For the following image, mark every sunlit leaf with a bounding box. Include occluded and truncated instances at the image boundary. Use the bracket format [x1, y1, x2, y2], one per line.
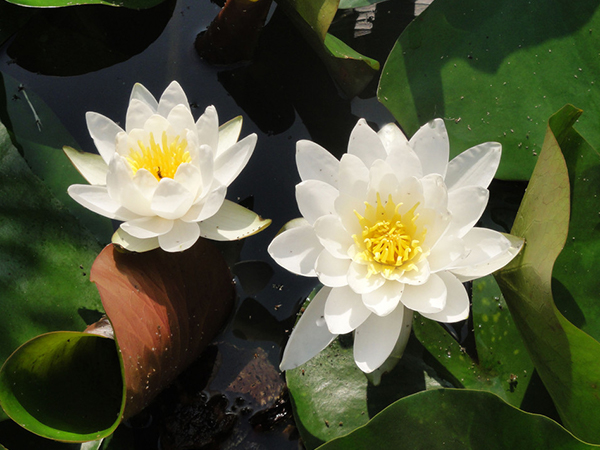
[6, 0, 164, 9]
[0, 239, 235, 442]
[316, 389, 600, 450]
[414, 274, 534, 407]
[378, 0, 600, 180]
[496, 105, 600, 443]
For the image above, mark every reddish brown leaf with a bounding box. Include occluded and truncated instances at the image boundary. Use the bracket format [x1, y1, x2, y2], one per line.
[90, 239, 235, 420]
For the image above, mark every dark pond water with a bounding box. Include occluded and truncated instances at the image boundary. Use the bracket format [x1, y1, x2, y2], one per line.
[0, 0, 526, 447]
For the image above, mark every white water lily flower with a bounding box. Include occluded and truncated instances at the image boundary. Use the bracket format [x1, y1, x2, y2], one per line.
[65, 81, 270, 252]
[269, 118, 523, 373]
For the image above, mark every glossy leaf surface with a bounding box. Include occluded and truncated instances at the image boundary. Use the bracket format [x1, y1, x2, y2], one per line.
[496, 105, 600, 443]
[379, 0, 600, 180]
[317, 389, 599, 450]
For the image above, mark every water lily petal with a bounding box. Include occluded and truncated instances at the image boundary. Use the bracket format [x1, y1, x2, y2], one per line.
[157, 81, 189, 117]
[409, 119, 449, 177]
[420, 272, 470, 322]
[451, 230, 524, 282]
[447, 185, 489, 238]
[338, 153, 369, 198]
[316, 249, 351, 287]
[398, 257, 431, 285]
[192, 143, 214, 196]
[385, 141, 424, 182]
[196, 105, 219, 155]
[174, 163, 202, 199]
[348, 119, 387, 167]
[85, 111, 124, 164]
[280, 287, 338, 371]
[107, 156, 154, 217]
[132, 168, 159, 201]
[348, 262, 385, 293]
[296, 140, 340, 186]
[377, 122, 408, 152]
[143, 114, 173, 136]
[421, 173, 447, 211]
[213, 134, 257, 186]
[313, 214, 354, 259]
[268, 224, 321, 276]
[368, 160, 399, 202]
[63, 146, 108, 185]
[112, 227, 160, 253]
[129, 82, 158, 112]
[445, 142, 502, 190]
[181, 185, 227, 223]
[151, 178, 194, 220]
[419, 207, 451, 250]
[324, 285, 371, 334]
[158, 220, 201, 252]
[121, 216, 174, 239]
[296, 180, 338, 225]
[335, 192, 365, 237]
[167, 104, 196, 136]
[362, 280, 404, 316]
[68, 185, 139, 221]
[200, 200, 271, 241]
[217, 116, 242, 156]
[125, 98, 155, 132]
[354, 304, 409, 373]
[391, 175, 424, 216]
[428, 235, 467, 273]
[401, 273, 446, 314]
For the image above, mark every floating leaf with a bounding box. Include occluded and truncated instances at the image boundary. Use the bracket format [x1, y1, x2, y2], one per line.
[378, 0, 600, 180]
[496, 105, 600, 443]
[0, 115, 104, 429]
[316, 389, 599, 450]
[413, 274, 534, 407]
[6, 0, 165, 9]
[0, 233, 235, 442]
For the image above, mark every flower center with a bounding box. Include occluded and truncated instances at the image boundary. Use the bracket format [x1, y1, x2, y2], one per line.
[127, 131, 191, 181]
[352, 193, 427, 277]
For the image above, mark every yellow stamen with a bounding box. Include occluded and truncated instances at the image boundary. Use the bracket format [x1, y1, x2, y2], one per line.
[352, 193, 428, 278]
[126, 131, 191, 181]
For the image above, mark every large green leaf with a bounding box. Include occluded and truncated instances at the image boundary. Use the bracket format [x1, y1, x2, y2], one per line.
[6, 0, 165, 9]
[0, 240, 235, 442]
[316, 389, 599, 450]
[496, 105, 600, 443]
[551, 119, 600, 341]
[0, 118, 105, 425]
[413, 275, 533, 406]
[287, 275, 534, 449]
[276, 0, 380, 97]
[378, 0, 600, 180]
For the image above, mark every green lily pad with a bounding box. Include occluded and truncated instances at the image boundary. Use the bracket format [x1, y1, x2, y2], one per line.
[378, 0, 600, 180]
[287, 274, 534, 448]
[0, 239, 235, 442]
[413, 274, 533, 407]
[0, 116, 105, 428]
[496, 104, 600, 444]
[6, 0, 164, 9]
[316, 389, 600, 450]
